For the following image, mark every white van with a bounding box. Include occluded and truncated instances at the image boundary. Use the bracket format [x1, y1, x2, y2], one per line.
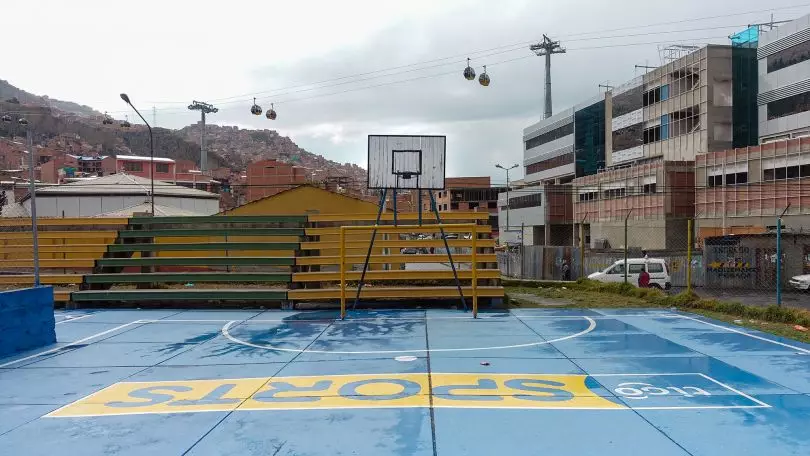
[588, 258, 671, 290]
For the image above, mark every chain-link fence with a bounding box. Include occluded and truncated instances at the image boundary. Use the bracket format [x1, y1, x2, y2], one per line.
[498, 217, 810, 306]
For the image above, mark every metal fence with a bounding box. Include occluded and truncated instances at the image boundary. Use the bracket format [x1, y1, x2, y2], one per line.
[498, 217, 810, 306]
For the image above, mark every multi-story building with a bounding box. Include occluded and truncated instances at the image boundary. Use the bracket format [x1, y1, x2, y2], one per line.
[102, 155, 177, 182]
[758, 14, 810, 142]
[696, 14, 810, 239]
[497, 180, 545, 245]
[429, 177, 504, 233]
[569, 43, 759, 249]
[245, 159, 307, 203]
[508, 95, 606, 245]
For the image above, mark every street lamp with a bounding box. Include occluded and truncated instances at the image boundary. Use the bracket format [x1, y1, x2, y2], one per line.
[2, 114, 40, 286]
[120, 93, 155, 215]
[495, 163, 519, 232]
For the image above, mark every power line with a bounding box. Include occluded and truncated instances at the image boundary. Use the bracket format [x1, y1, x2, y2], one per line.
[100, 4, 810, 114]
[104, 33, 732, 119]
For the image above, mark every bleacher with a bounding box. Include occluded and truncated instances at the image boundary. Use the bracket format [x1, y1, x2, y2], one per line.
[0, 213, 504, 311]
[0, 218, 128, 302]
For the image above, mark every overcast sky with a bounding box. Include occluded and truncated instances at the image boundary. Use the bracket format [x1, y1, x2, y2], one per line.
[5, 0, 808, 183]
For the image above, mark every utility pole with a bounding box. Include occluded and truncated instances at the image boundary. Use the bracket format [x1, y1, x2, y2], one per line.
[152, 106, 157, 127]
[187, 101, 218, 172]
[530, 35, 565, 119]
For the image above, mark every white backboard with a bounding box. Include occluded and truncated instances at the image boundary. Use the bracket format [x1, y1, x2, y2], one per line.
[367, 135, 446, 190]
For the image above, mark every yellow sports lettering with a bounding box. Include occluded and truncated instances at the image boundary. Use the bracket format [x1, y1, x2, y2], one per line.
[47, 373, 624, 418]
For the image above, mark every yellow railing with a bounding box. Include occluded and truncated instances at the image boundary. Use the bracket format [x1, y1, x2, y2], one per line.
[338, 223, 480, 319]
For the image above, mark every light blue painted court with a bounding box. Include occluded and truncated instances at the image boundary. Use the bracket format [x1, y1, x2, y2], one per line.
[2, 308, 810, 455]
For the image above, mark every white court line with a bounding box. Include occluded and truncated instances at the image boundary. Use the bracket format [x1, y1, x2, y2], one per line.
[0, 320, 143, 368]
[679, 314, 810, 355]
[221, 317, 597, 354]
[697, 373, 772, 408]
[55, 315, 93, 325]
[517, 314, 681, 319]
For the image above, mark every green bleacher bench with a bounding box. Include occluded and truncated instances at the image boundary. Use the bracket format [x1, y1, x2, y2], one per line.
[107, 242, 300, 253]
[96, 257, 296, 267]
[71, 289, 288, 302]
[85, 272, 292, 284]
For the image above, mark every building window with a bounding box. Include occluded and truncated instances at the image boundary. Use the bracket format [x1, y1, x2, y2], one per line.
[507, 193, 542, 209]
[670, 65, 700, 97]
[443, 204, 447, 211]
[669, 105, 700, 137]
[525, 122, 574, 150]
[612, 124, 643, 152]
[642, 86, 663, 107]
[603, 187, 626, 199]
[578, 191, 598, 201]
[643, 183, 657, 194]
[763, 164, 810, 181]
[526, 152, 575, 175]
[707, 175, 723, 187]
[768, 91, 810, 120]
[450, 202, 459, 210]
[767, 39, 810, 73]
[123, 161, 143, 172]
[643, 125, 661, 144]
[612, 85, 644, 118]
[155, 163, 169, 173]
[468, 202, 479, 209]
[487, 201, 497, 209]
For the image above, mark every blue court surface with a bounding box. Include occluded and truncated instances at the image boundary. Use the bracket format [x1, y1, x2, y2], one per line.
[3, 308, 810, 455]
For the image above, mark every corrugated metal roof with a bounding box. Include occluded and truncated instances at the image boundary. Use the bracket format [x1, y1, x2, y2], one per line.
[93, 202, 206, 217]
[30, 173, 218, 199]
[115, 155, 175, 163]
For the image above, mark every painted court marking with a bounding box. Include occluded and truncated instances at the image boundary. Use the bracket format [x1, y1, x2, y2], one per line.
[678, 314, 810, 355]
[55, 314, 93, 324]
[44, 371, 769, 418]
[0, 320, 142, 368]
[220, 317, 597, 354]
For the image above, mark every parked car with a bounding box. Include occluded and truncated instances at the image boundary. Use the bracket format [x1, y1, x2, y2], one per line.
[400, 248, 419, 255]
[789, 274, 810, 291]
[587, 258, 671, 290]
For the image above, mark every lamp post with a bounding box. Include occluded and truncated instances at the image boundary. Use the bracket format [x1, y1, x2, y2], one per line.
[495, 163, 519, 234]
[120, 93, 155, 215]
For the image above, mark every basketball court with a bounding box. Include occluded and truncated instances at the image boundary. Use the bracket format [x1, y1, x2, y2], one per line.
[0, 308, 809, 455]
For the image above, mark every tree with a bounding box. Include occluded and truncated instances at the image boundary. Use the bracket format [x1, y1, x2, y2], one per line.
[5, 97, 19, 104]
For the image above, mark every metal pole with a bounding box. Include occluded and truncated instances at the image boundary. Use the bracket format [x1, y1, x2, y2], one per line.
[429, 191, 467, 311]
[417, 190, 422, 226]
[624, 209, 632, 284]
[353, 190, 387, 309]
[393, 189, 398, 225]
[544, 52, 552, 119]
[200, 110, 207, 172]
[776, 217, 782, 307]
[122, 95, 155, 215]
[687, 219, 693, 294]
[505, 167, 510, 231]
[776, 204, 790, 307]
[27, 129, 40, 287]
[579, 223, 585, 279]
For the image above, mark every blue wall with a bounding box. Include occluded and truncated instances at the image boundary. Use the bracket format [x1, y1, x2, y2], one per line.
[0, 286, 56, 358]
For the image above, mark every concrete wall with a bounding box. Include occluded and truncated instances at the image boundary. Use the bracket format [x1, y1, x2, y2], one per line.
[0, 286, 55, 358]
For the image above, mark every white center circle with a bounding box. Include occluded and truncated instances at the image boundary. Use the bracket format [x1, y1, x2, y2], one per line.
[221, 317, 596, 355]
